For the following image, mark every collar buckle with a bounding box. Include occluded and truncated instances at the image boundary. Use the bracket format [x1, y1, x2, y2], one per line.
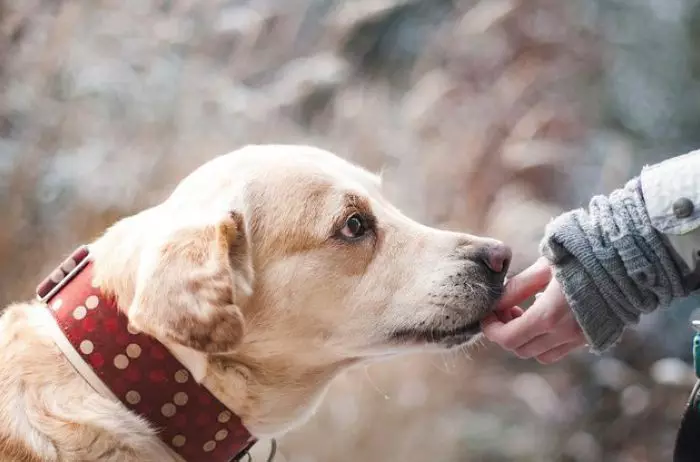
[36, 245, 91, 304]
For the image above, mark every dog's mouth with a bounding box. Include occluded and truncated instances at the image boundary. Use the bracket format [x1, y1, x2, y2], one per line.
[389, 320, 483, 348]
[387, 275, 506, 349]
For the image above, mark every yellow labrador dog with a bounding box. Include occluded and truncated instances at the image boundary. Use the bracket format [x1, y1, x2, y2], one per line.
[0, 145, 510, 461]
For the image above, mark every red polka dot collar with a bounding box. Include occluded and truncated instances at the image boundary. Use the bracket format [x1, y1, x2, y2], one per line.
[36, 246, 257, 462]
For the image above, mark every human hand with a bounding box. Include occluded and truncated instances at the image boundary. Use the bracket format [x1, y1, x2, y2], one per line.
[480, 257, 587, 364]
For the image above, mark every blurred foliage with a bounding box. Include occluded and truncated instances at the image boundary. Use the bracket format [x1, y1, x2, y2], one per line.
[2, 0, 700, 461]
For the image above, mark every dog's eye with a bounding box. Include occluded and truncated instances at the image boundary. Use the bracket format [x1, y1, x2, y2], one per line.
[339, 213, 367, 239]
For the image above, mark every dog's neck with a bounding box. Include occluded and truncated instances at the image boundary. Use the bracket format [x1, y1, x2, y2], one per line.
[203, 339, 356, 437]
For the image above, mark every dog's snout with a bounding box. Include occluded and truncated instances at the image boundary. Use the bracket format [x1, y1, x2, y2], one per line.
[479, 242, 512, 276]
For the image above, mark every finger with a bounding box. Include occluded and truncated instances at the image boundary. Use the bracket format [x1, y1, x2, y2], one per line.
[494, 309, 511, 323]
[510, 306, 525, 317]
[497, 257, 552, 309]
[482, 309, 543, 350]
[535, 339, 586, 364]
[480, 313, 503, 332]
[495, 305, 524, 323]
[514, 323, 585, 358]
[483, 278, 564, 350]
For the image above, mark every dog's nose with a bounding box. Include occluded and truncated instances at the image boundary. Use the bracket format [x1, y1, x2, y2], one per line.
[480, 242, 512, 275]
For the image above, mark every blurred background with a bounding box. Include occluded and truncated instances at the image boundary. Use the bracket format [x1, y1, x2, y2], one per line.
[2, 0, 700, 460]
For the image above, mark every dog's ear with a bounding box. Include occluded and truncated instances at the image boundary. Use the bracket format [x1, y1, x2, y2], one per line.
[128, 211, 253, 354]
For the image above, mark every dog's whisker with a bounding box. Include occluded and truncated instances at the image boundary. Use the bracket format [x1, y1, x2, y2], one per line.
[361, 365, 391, 401]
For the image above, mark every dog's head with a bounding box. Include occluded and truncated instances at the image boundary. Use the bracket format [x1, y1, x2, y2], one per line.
[93, 145, 510, 435]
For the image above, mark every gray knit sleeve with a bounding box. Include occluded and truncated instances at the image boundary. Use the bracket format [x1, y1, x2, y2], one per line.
[539, 176, 691, 353]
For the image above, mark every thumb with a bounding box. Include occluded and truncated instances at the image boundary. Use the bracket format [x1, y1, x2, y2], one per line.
[497, 257, 552, 309]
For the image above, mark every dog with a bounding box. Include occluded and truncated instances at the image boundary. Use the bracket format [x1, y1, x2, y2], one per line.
[0, 145, 511, 461]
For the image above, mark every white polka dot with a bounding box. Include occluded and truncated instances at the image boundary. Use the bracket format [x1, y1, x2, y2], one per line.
[173, 392, 188, 406]
[73, 306, 87, 320]
[51, 299, 63, 311]
[217, 411, 231, 423]
[125, 390, 141, 405]
[85, 295, 99, 310]
[126, 343, 142, 359]
[215, 429, 228, 441]
[203, 441, 216, 452]
[172, 435, 186, 448]
[79, 340, 94, 355]
[174, 369, 189, 384]
[91, 278, 100, 289]
[113, 354, 129, 370]
[61, 259, 76, 273]
[161, 403, 176, 418]
[126, 324, 140, 335]
[50, 269, 65, 284]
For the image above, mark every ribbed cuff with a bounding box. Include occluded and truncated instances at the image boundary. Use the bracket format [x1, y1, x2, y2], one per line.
[541, 211, 627, 353]
[539, 177, 687, 353]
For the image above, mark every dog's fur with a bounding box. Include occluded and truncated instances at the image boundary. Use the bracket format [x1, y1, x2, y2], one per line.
[0, 145, 508, 461]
